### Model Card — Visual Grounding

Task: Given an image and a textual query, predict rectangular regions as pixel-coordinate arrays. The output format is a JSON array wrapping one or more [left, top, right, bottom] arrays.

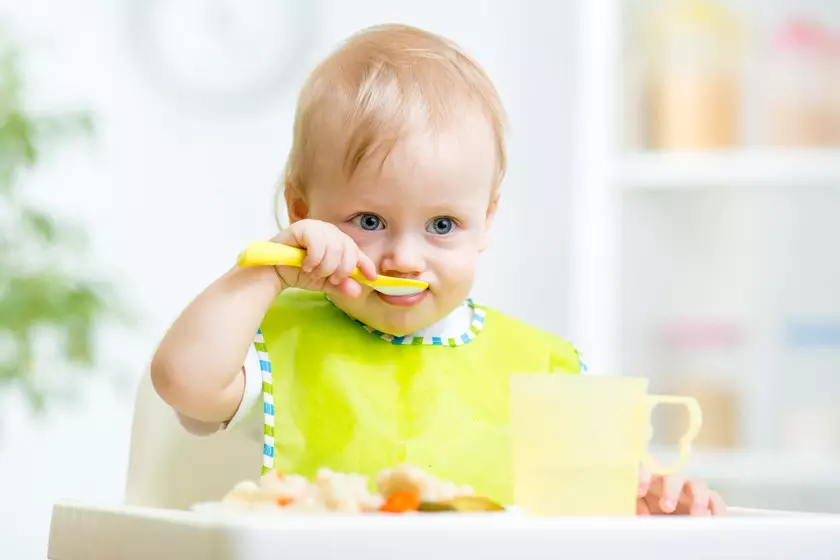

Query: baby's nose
[[380, 239, 425, 277]]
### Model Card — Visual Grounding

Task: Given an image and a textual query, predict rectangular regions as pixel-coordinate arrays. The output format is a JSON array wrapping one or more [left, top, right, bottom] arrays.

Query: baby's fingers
[[357, 250, 378, 282], [636, 498, 653, 516], [709, 491, 727, 516], [326, 239, 368, 299], [299, 231, 327, 274], [659, 474, 687, 514], [309, 241, 343, 280], [334, 277, 363, 298], [638, 464, 653, 497], [684, 479, 710, 516], [329, 239, 362, 286]]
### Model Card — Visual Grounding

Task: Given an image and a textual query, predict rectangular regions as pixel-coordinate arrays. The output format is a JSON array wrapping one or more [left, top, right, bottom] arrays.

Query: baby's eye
[[427, 217, 456, 235], [352, 213, 384, 231]]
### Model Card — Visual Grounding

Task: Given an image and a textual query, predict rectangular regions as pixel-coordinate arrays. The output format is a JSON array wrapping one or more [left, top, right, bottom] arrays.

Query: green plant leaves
[[0, 35, 126, 418]]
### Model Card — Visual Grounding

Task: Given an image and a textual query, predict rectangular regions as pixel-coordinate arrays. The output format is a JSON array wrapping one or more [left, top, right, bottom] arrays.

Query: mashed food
[[217, 464, 475, 514]]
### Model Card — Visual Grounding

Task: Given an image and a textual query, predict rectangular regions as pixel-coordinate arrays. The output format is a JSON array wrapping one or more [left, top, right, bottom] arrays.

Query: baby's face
[[299, 112, 499, 335]]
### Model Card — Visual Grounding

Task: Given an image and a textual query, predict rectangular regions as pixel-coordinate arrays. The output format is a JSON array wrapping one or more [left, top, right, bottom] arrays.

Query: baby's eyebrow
[[421, 200, 484, 213]]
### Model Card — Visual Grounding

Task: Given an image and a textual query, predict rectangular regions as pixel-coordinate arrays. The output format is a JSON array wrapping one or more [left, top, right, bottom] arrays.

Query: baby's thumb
[[330, 277, 364, 299]]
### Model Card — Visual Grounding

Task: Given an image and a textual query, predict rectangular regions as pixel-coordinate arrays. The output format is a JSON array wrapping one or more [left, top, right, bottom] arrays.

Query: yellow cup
[[509, 374, 702, 516]]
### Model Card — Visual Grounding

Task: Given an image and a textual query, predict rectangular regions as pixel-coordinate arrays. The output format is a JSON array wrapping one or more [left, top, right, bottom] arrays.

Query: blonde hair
[[278, 23, 507, 224]]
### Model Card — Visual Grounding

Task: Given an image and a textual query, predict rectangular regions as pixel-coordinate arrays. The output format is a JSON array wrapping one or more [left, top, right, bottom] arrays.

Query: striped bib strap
[[255, 329, 275, 474]]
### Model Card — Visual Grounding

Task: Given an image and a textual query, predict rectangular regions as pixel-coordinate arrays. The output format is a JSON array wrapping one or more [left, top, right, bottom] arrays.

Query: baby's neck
[[399, 301, 474, 339]]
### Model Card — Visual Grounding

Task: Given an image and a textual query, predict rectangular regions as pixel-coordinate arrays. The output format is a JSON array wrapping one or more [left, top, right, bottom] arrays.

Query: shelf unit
[[681, 449, 840, 488], [619, 149, 840, 190], [570, 0, 840, 496]]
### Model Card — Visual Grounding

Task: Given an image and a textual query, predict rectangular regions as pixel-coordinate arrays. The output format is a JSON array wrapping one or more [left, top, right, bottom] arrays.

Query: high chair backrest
[[124, 371, 261, 510]]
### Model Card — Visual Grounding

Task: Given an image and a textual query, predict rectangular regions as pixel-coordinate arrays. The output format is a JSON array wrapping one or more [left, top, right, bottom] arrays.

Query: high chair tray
[[48, 501, 840, 560]]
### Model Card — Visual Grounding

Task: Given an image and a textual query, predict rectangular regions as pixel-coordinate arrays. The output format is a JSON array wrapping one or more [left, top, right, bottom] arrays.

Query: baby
[[151, 23, 724, 516]]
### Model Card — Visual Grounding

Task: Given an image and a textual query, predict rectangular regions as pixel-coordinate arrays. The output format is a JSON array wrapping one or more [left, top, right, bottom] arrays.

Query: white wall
[[0, 1, 580, 557]]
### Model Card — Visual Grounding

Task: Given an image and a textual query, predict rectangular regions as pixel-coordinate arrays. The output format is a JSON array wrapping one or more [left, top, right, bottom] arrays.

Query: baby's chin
[[358, 307, 439, 337], [333, 288, 471, 337], [333, 297, 442, 337]]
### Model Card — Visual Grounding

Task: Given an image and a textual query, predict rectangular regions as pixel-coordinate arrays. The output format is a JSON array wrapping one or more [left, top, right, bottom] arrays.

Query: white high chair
[[51, 372, 840, 560], [123, 370, 262, 510]]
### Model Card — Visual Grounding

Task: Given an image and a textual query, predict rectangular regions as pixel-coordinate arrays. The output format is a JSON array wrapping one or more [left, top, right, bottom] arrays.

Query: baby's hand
[[270, 219, 377, 298], [637, 465, 726, 516]]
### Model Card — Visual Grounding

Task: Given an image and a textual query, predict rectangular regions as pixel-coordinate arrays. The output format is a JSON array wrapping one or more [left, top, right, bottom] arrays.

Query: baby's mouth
[[375, 289, 429, 307], [371, 285, 426, 296], [365, 274, 428, 296]]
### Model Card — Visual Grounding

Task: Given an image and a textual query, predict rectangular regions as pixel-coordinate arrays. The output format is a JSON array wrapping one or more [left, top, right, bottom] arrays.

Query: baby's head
[[281, 24, 506, 335]]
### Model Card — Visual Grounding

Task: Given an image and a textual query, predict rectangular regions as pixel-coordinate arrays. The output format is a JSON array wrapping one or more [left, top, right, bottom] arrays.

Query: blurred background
[[1, 0, 840, 556]]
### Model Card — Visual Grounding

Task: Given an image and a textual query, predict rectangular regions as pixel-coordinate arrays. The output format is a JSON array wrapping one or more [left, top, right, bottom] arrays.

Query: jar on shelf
[[641, 0, 744, 150], [763, 19, 840, 147], [780, 318, 840, 453], [653, 320, 745, 449]]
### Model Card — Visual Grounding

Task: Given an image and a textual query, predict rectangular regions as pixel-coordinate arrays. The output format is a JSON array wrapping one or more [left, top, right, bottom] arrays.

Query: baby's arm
[[151, 220, 376, 430], [150, 265, 282, 426]]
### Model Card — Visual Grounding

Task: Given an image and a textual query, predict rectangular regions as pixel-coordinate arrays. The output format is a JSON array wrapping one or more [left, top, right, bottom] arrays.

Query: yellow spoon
[[236, 241, 428, 296]]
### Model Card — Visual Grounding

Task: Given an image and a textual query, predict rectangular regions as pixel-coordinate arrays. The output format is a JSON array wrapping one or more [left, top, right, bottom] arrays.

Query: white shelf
[[652, 447, 840, 488], [618, 149, 840, 190]]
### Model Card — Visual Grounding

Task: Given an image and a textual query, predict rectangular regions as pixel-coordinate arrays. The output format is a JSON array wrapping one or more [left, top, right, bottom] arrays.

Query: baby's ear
[[480, 188, 501, 252], [284, 181, 309, 223]]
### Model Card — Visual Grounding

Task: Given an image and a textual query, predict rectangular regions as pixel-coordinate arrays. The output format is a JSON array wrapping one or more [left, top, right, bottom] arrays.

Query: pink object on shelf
[[663, 321, 745, 349], [764, 18, 840, 146], [772, 18, 840, 56]]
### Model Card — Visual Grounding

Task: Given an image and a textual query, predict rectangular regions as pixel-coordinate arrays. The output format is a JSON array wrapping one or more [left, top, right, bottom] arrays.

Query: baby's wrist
[[230, 264, 285, 295]]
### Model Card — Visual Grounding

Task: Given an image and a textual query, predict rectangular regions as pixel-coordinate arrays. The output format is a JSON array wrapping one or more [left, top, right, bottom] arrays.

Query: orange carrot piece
[[379, 490, 420, 513]]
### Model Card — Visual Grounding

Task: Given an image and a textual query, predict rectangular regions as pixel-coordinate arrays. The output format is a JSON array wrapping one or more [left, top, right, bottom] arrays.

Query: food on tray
[[214, 463, 502, 514], [417, 496, 506, 512]]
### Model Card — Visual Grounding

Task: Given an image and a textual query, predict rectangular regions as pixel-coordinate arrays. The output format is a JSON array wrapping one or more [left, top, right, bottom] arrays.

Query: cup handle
[[641, 395, 702, 476]]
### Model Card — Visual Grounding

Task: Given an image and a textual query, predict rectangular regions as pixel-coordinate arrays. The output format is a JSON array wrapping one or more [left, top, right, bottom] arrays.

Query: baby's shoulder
[[480, 305, 585, 372], [480, 305, 566, 341]]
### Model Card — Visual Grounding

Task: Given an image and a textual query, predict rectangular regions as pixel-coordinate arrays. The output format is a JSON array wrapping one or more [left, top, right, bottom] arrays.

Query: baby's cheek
[[342, 231, 382, 261], [436, 254, 478, 296]]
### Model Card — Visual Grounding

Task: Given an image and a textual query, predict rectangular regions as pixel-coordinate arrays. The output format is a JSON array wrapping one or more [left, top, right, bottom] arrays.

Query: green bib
[[255, 290, 581, 504]]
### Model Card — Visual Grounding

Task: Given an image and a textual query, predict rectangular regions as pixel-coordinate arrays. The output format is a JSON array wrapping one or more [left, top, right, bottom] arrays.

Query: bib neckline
[[327, 296, 486, 347]]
